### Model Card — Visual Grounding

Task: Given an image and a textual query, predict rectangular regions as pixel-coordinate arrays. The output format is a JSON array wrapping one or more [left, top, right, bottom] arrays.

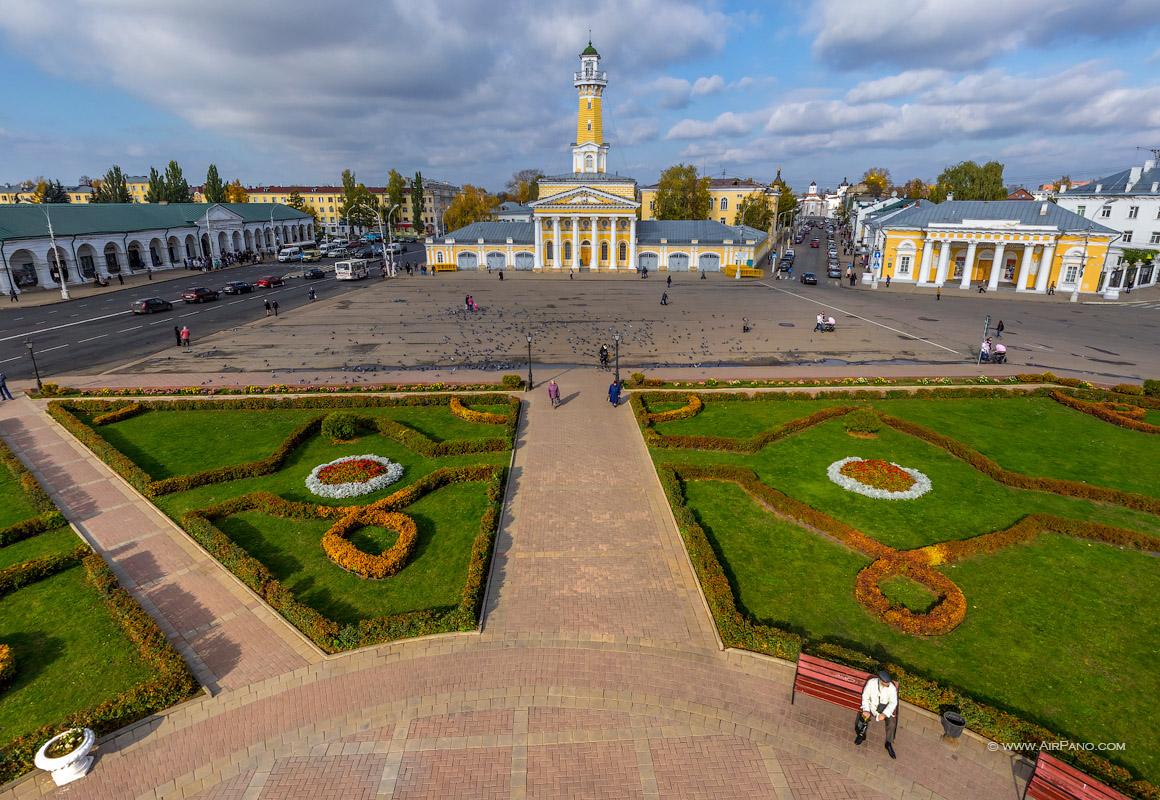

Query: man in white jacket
[[856, 670, 898, 759]]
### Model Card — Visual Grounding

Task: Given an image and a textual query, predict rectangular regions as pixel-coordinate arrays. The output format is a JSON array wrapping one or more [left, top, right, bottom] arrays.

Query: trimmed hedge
[[1113, 384, 1145, 396], [0, 544, 90, 598], [0, 435, 68, 547], [844, 408, 882, 434], [645, 394, 703, 425], [180, 464, 508, 652], [1051, 391, 1160, 434], [322, 510, 418, 579], [321, 411, 361, 442], [92, 403, 144, 426], [0, 552, 198, 783], [449, 397, 508, 425], [0, 644, 12, 693], [1145, 379, 1160, 397]]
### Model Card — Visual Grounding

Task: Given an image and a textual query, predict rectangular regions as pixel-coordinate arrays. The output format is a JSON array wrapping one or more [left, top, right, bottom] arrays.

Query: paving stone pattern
[[0, 374, 1030, 799]]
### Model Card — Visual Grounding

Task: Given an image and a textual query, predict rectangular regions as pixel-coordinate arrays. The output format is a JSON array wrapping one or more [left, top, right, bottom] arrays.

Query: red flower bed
[[316, 458, 388, 485], [839, 459, 916, 493]]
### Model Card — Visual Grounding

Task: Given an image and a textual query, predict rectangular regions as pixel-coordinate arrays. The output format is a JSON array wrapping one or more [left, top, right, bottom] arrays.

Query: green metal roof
[[581, 40, 599, 56], [0, 203, 310, 242]]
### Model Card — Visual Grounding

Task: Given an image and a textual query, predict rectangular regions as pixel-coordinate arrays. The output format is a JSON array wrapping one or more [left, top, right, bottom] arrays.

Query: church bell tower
[[572, 40, 610, 174]]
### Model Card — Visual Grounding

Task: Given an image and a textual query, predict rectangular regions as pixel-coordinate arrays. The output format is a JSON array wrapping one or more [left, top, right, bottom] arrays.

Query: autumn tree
[[734, 194, 774, 230], [929, 160, 1006, 203], [411, 172, 425, 232], [90, 165, 132, 203], [204, 164, 227, 203], [443, 185, 498, 231], [862, 167, 891, 198], [900, 178, 929, 200], [506, 169, 544, 205], [653, 164, 711, 220], [338, 169, 377, 232], [224, 179, 249, 203]]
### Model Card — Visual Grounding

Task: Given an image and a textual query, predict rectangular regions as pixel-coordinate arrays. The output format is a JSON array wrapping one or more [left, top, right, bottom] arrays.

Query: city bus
[[334, 259, 371, 280]]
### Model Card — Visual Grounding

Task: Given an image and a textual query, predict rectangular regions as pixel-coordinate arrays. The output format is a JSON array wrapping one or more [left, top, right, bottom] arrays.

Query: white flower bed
[[306, 454, 403, 499], [826, 457, 931, 500]]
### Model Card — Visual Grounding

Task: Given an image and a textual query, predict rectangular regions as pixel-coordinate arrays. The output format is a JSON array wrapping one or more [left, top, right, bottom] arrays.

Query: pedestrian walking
[[8, 288, 17, 302], [569, 269, 574, 280], [264, 299, 272, 317], [996, 320, 1004, 338], [608, 380, 621, 407], [854, 671, 899, 760], [0, 372, 13, 401], [174, 326, 182, 347], [885, 274, 890, 288], [272, 300, 279, 317], [547, 379, 561, 408], [180, 326, 191, 352], [308, 287, 316, 301], [117, 273, 124, 285], [660, 291, 668, 306], [936, 287, 941, 301], [814, 313, 825, 332], [147, 268, 153, 280], [1048, 281, 1055, 296], [498, 271, 504, 281], [667, 274, 672, 288]]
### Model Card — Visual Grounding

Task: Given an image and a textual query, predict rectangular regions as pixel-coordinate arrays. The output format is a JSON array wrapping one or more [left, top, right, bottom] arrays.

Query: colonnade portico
[[899, 233, 1081, 293], [531, 210, 636, 271]]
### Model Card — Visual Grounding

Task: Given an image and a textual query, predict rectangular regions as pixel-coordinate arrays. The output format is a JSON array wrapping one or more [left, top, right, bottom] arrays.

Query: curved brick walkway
[[0, 371, 1030, 799]]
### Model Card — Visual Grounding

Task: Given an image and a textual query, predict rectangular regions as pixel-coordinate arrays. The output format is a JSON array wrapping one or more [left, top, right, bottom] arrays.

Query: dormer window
[[585, 64, 592, 77]]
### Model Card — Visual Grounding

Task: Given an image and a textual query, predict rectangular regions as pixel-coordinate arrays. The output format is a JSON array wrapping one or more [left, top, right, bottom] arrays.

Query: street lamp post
[[525, 332, 533, 391], [1070, 225, 1092, 304], [386, 203, 400, 277], [613, 332, 620, 387], [25, 340, 42, 391], [27, 203, 70, 300]]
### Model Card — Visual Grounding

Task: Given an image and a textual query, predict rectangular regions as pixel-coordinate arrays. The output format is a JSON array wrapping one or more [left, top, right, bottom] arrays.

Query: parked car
[[827, 267, 842, 279], [800, 272, 818, 285], [385, 242, 406, 254], [130, 297, 173, 314], [303, 268, 325, 280], [181, 287, 219, 303], [301, 249, 321, 262], [255, 275, 285, 288], [221, 281, 253, 294]]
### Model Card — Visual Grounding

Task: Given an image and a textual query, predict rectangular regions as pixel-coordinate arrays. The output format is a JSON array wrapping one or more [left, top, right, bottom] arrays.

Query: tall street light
[[24, 202, 70, 300], [386, 203, 400, 277], [612, 332, 620, 387], [25, 340, 42, 391], [525, 332, 533, 391]]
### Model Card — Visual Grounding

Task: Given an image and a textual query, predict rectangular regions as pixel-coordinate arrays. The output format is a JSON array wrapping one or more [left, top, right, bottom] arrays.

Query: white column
[[1015, 244, 1035, 292], [590, 215, 599, 269], [916, 239, 935, 285], [533, 218, 542, 270], [477, 243, 485, 270], [610, 225, 618, 269], [934, 241, 951, 286], [629, 217, 637, 270], [571, 216, 579, 270], [959, 241, 978, 289], [1035, 241, 1057, 292], [552, 216, 560, 269], [987, 241, 1006, 290]]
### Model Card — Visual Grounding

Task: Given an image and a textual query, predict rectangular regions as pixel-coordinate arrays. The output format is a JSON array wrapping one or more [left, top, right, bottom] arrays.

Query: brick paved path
[[0, 376, 1029, 799]]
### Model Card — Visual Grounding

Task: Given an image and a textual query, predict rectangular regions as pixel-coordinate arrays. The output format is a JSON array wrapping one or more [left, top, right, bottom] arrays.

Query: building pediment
[[530, 185, 639, 211]]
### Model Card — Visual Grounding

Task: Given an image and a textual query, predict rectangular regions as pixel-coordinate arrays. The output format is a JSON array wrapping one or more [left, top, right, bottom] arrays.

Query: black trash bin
[[941, 711, 967, 741]]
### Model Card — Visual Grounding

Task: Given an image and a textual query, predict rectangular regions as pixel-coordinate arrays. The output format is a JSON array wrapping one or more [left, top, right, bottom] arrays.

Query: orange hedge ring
[[646, 394, 704, 425], [92, 403, 145, 426], [449, 398, 507, 425], [321, 509, 418, 580], [854, 558, 967, 636], [0, 644, 13, 691], [1050, 390, 1160, 434]]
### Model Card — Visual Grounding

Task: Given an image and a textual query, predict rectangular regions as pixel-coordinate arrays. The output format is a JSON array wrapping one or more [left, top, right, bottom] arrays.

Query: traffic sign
[[871, 250, 882, 269]]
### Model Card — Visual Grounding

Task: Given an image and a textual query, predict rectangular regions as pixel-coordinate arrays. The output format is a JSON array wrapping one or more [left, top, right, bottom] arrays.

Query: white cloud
[[845, 70, 947, 103], [811, 0, 1160, 70], [647, 76, 693, 109], [691, 75, 726, 97], [666, 110, 764, 140]]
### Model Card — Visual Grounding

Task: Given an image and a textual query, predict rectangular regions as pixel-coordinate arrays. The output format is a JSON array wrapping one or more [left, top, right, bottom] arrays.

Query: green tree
[[734, 193, 774, 230], [862, 167, 891, 198], [411, 172, 425, 233], [45, 180, 70, 203], [1120, 248, 1158, 271], [653, 164, 711, 220], [338, 170, 377, 232], [443, 185, 497, 231], [162, 160, 191, 202], [203, 164, 226, 203], [91, 165, 132, 203], [386, 169, 406, 227], [286, 190, 319, 228], [929, 160, 1006, 203], [505, 168, 543, 205], [144, 167, 165, 203]]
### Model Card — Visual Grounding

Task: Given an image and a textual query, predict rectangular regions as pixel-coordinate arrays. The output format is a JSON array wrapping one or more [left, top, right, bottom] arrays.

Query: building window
[[1123, 230, 1133, 242], [600, 242, 609, 261], [1100, 206, 1111, 218], [546, 241, 553, 262], [587, 121, 591, 131], [720, 198, 728, 210], [1077, 205, 1086, 216], [619, 241, 627, 261], [563, 241, 572, 261], [898, 255, 911, 275], [1150, 232, 1160, 244], [1129, 206, 1139, 219], [587, 99, 592, 109], [1065, 262, 1079, 283], [649, 201, 654, 211], [720, 217, 726, 224]]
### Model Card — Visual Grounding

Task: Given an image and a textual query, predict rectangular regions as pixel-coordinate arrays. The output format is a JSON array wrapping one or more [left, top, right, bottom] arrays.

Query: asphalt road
[[0, 245, 427, 381]]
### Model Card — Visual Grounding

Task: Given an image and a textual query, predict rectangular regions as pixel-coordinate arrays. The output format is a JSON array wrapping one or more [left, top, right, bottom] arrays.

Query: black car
[[130, 297, 173, 314], [800, 272, 818, 285], [222, 281, 253, 294], [303, 268, 325, 279]]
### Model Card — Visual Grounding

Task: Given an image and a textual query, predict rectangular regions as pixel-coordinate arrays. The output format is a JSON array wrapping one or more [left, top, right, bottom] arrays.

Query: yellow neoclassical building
[[865, 200, 1116, 294], [426, 42, 769, 273]]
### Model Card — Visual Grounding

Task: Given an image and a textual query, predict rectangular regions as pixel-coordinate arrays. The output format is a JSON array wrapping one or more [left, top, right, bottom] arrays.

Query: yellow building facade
[[866, 201, 1115, 294], [640, 178, 774, 226], [425, 43, 769, 273]]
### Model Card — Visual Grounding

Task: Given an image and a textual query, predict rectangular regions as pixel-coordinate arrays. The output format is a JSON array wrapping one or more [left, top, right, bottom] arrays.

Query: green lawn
[[0, 565, 157, 742], [0, 468, 39, 531], [686, 479, 1160, 782], [216, 481, 488, 625], [0, 527, 79, 571]]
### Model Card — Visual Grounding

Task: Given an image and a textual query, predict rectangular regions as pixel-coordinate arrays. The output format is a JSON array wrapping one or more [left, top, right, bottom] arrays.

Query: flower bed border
[[39, 380, 511, 398], [829, 457, 930, 499], [306, 455, 403, 499], [179, 464, 508, 652], [1051, 390, 1160, 434], [322, 510, 418, 579]]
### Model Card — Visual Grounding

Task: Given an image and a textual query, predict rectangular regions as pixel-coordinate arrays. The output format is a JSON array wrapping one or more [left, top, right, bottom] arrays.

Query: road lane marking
[[179, 311, 200, 317], [116, 326, 142, 333], [0, 355, 23, 364], [0, 309, 132, 343], [755, 281, 962, 355], [77, 334, 108, 343], [39, 344, 68, 353]]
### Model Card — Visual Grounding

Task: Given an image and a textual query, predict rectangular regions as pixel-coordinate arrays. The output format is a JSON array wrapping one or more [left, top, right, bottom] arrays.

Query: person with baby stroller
[[824, 316, 836, 333], [992, 342, 1007, 364]]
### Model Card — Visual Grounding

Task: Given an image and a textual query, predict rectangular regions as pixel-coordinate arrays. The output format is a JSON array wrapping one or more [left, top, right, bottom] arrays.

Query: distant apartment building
[[639, 178, 776, 226]]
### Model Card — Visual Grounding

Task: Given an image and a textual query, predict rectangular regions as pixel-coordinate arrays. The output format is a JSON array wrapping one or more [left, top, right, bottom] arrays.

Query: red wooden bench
[[1024, 753, 1130, 800], [791, 654, 875, 710]]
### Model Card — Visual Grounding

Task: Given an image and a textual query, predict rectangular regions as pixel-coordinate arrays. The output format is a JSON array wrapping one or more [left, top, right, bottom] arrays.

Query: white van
[[334, 259, 371, 280], [277, 246, 303, 263]]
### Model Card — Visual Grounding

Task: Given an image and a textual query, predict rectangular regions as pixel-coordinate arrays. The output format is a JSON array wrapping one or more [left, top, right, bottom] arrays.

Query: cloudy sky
[[1, 0, 1158, 194]]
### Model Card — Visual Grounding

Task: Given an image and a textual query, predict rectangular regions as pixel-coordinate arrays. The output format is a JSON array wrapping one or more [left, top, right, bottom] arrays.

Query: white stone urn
[[33, 728, 95, 786]]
